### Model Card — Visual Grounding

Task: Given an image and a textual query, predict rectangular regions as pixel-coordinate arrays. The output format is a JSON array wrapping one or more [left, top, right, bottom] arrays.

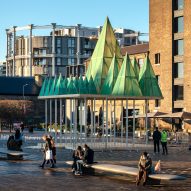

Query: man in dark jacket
[[153, 127, 161, 154]]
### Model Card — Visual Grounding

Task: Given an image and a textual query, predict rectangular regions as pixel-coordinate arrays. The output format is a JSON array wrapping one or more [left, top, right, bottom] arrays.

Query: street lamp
[[23, 84, 29, 114]]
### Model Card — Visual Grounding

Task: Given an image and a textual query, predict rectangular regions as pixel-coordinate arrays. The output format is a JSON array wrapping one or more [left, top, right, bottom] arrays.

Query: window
[[68, 38, 75, 47], [68, 48, 75, 55], [156, 75, 160, 85], [155, 99, 161, 107], [138, 58, 144, 68], [174, 0, 184, 10], [56, 58, 61, 65], [174, 17, 184, 33], [57, 38, 61, 47], [155, 53, 160, 64], [68, 58, 75, 65], [57, 48, 61, 54], [174, 62, 184, 78], [174, 85, 183, 100], [174, 40, 184, 55]]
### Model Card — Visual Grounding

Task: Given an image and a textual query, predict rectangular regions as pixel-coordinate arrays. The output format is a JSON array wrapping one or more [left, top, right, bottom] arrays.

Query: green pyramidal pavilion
[[112, 53, 142, 96], [86, 17, 123, 93], [39, 17, 162, 100], [139, 56, 162, 97]]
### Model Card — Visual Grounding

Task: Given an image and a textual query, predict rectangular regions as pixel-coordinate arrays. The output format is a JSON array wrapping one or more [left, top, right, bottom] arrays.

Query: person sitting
[[72, 146, 84, 173], [136, 151, 152, 186], [75, 144, 94, 175]]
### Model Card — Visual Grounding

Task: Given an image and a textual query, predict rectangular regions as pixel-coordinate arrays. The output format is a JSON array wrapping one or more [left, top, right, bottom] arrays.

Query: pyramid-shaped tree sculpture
[[88, 76, 97, 94], [139, 56, 162, 97], [112, 53, 142, 96], [78, 75, 88, 94], [54, 74, 68, 95], [49, 76, 57, 95], [44, 77, 53, 96], [67, 77, 78, 94], [101, 54, 120, 95], [39, 77, 48, 96], [131, 57, 140, 80], [86, 17, 123, 93]]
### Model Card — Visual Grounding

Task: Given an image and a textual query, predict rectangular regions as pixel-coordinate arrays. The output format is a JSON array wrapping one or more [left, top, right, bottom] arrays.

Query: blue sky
[[0, 0, 149, 60]]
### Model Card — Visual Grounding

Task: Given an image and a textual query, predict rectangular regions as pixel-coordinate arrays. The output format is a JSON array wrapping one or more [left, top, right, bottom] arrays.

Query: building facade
[[149, 0, 191, 129], [6, 24, 146, 77]]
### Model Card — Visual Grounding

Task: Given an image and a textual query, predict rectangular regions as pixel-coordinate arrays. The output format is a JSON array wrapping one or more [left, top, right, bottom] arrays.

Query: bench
[[0, 148, 27, 160], [66, 161, 185, 185]]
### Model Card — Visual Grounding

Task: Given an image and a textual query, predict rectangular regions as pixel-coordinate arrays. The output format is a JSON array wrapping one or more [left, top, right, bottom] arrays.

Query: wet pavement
[[0, 131, 191, 191]]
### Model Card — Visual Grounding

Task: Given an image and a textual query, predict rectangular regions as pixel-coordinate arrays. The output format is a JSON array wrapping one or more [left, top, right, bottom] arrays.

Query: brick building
[[149, 0, 191, 130]]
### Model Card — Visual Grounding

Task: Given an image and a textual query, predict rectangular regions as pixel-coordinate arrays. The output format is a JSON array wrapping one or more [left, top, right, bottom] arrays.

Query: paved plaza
[[0, 131, 191, 191]]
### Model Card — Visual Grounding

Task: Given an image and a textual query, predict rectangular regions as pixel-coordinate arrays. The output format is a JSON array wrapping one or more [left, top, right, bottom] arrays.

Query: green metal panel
[[112, 53, 142, 96], [73, 76, 79, 92], [88, 76, 97, 94], [54, 74, 68, 95], [86, 17, 123, 93], [101, 54, 119, 95], [44, 77, 53, 96], [49, 76, 57, 95], [131, 57, 140, 80], [78, 75, 88, 94], [67, 77, 78, 94], [139, 56, 162, 97], [39, 77, 47, 96]]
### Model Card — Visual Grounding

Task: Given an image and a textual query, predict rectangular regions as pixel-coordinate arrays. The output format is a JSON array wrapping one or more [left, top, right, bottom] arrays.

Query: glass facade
[[175, 0, 184, 10], [174, 39, 184, 55], [174, 17, 184, 33], [174, 62, 184, 78], [174, 85, 183, 100]]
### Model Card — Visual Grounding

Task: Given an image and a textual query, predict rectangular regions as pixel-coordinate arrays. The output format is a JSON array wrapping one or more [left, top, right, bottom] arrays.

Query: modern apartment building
[[6, 24, 146, 77], [149, 0, 191, 128]]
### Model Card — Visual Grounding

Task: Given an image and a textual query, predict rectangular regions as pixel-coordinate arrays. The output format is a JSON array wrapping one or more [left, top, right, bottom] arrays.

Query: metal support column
[[91, 99, 93, 146], [51, 23, 56, 76], [93, 98, 96, 146], [114, 99, 116, 146], [45, 99, 48, 134], [70, 99, 72, 146], [74, 99, 77, 148], [106, 98, 108, 149], [55, 99, 57, 143], [102, 100, 104, 145], [133, 100, 135, 146], [80, 100, 83, 144], [145, 100, 148, 145], [84, 98, 87, 143], [29, 24, 33, 77], [59, 99, 62, 144], [126, 99, 128, 146], [50, 99, 52, 134], [121, 100, 123, 144], [65, 99, 67, 144]]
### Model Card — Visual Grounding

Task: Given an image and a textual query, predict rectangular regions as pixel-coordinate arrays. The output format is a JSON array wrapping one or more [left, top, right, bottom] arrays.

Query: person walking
[[153, 127, 161, 154], [136, 152, 152, 186], [39, 135, 55, 169], [161, 129, 168, 155]]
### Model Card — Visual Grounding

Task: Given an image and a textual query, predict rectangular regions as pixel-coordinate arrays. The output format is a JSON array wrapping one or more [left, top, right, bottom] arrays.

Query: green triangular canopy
[[112, 53, 142, 96], [54, 74, 68, 95], [131, 57, 140, 80], [139, 56, 162, 97], [78, 76, 88, 94], [39, 77, 47, 96], [86, 17, 123, 92], [49, 76, 57, 95], [88, 76, 97, 94], [44, 77, 53, 96], [67, 77, 78, 94], [101, 54, 119, 95]]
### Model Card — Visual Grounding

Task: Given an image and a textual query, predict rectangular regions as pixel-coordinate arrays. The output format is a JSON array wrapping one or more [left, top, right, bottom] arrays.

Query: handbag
[[46, 150, 53, 160]]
